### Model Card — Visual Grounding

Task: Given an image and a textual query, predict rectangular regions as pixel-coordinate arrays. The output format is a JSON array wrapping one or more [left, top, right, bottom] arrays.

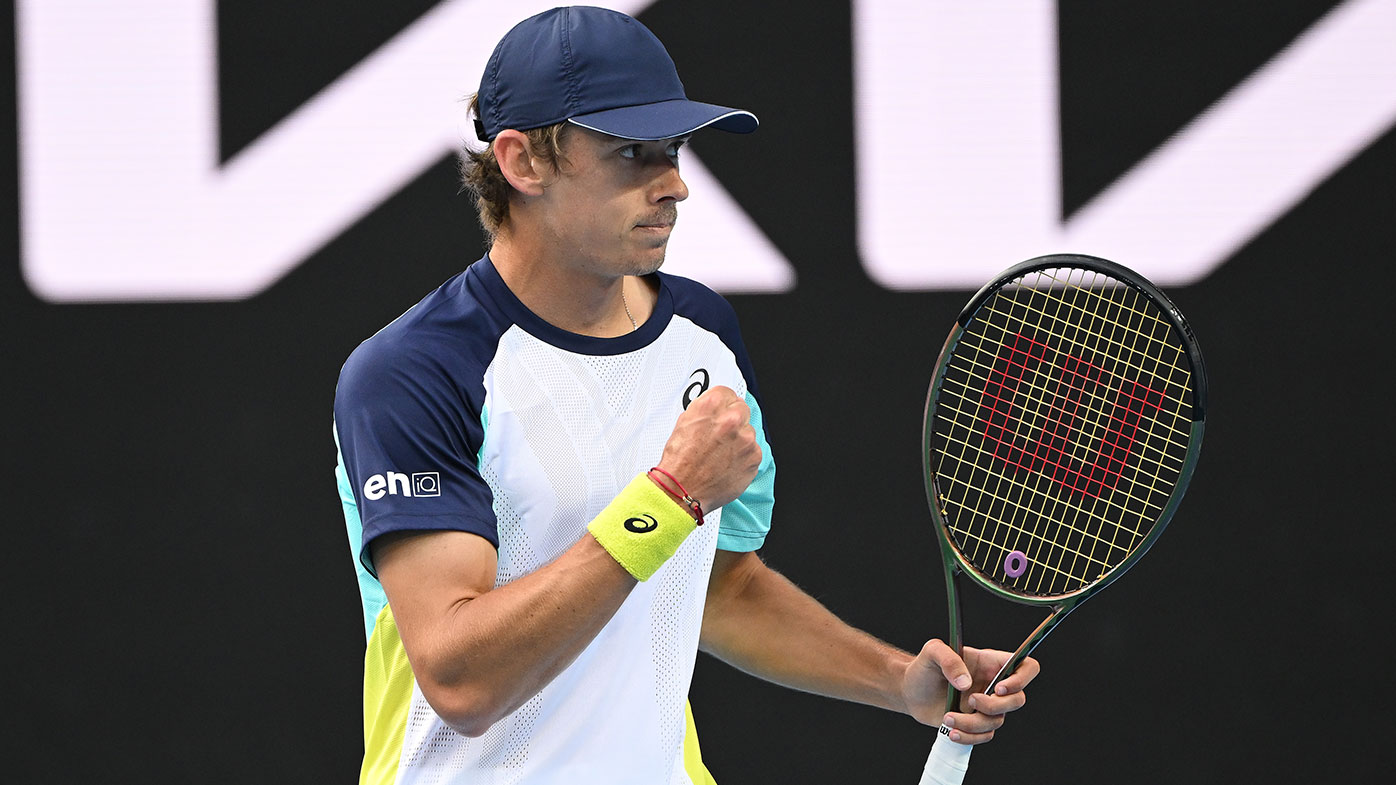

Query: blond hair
[[460, 94, 572, 241]]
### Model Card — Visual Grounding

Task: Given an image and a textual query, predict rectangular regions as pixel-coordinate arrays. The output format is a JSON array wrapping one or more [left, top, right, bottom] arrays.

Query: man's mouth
[[636, 209, 678, 230]]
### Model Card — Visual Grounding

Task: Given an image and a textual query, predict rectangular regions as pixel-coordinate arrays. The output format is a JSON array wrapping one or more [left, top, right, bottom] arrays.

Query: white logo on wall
[[15, 0, 1396, 301], [853, 0, 1396, 288], [364, 472, 441, 501], [16, 0, 792, 301]]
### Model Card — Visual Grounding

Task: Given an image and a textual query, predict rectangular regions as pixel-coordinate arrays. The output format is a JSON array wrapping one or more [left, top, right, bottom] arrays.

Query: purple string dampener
[[1003, 550, 1028, 578]]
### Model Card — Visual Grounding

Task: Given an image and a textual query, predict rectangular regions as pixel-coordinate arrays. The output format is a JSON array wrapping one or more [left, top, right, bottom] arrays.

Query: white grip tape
[[917, 728, 972, 785]]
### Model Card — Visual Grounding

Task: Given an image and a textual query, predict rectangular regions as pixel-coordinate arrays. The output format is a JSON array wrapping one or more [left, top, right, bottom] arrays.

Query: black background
[[3, 1, 1391, 782]]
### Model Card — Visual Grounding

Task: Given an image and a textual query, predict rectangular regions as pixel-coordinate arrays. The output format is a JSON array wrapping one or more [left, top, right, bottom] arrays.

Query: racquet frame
[[922, 254, 1208, 713]]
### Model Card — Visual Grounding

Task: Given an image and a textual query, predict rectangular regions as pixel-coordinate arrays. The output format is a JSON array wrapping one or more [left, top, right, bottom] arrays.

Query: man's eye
[[619, 145, 640, 160], [667, 143, 683, 159]]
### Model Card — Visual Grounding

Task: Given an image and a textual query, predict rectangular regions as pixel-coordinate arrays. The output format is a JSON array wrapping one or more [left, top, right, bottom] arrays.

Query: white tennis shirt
[[334, 256, 776, 784]]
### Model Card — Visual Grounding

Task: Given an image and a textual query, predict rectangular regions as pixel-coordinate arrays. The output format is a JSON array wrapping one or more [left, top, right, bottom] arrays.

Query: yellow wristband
[[588, 473, 698, 581]]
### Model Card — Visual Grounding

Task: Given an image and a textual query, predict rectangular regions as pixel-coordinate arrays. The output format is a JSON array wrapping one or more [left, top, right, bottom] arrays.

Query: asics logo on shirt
[[363, 471, 440, 501], [682, 369, 710, 410]]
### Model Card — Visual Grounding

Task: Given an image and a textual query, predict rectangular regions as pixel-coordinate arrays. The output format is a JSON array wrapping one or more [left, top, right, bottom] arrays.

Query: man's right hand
[[655, 385, 761, 512]]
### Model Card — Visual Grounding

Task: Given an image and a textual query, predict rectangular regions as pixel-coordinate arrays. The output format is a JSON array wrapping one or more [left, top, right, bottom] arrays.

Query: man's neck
[[489, 233, 652, 338]]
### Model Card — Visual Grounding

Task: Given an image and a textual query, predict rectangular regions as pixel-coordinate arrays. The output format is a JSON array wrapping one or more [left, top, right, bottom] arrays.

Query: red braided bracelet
[[647, 467, 704, 525]]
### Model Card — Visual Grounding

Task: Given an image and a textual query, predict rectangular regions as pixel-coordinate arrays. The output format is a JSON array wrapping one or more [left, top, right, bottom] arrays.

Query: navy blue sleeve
[[333, 331, 497, 576]]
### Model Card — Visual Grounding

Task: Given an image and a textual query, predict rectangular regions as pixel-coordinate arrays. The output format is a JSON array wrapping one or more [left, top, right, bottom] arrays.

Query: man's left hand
[[900, 639, 1040, 745]]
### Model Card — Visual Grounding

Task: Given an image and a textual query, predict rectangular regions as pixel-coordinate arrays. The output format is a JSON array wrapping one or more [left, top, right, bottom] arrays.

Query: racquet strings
[[929, 267, 1196, 597]]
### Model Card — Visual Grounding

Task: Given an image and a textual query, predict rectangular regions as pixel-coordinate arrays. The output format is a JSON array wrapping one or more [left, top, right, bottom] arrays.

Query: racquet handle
[[917, 730, 972, 785]]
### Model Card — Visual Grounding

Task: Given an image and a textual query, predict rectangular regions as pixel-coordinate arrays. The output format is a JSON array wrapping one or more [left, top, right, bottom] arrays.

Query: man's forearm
[[700, 551, 918, 715], [377, 531, 636, 736]]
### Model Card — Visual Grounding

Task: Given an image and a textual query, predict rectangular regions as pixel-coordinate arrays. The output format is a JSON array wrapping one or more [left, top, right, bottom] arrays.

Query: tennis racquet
[[916, 254, 1207, 784]]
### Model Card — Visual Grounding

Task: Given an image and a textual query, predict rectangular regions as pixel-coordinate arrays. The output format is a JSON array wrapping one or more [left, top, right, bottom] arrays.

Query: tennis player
[[332, 7, 1038, 783]]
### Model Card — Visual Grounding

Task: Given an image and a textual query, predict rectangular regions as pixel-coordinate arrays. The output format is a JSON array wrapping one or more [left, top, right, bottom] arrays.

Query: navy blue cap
[[474, 6, 758, 142]]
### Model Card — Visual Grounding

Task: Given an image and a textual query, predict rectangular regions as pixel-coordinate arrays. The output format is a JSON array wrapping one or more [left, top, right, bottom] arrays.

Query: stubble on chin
[[624, 249, 667, 277], [626, 211, 677, 276]]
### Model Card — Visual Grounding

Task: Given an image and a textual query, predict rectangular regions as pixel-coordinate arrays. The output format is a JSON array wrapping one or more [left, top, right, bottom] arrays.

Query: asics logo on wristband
[[624, 515, 659, 534], [363, 471, 440, 501]]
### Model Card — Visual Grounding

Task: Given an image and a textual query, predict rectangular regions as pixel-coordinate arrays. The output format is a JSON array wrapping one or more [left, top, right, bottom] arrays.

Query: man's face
[[533, 127, 691, 277]]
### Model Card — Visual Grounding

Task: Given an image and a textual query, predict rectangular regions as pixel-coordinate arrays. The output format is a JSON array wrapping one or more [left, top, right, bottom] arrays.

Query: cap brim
[[568, 99, 758, 141]]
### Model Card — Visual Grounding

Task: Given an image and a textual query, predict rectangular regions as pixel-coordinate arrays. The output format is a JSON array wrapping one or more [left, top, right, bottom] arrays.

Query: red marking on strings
[[979, 333, 1165, 498]]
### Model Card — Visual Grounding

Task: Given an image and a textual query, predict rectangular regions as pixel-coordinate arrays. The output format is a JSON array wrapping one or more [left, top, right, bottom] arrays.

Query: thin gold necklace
[[621, 287, 638, 332]]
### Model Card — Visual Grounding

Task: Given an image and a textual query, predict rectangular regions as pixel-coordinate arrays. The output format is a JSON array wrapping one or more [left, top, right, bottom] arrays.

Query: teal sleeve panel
[[334, 421, 389, 641], [716, 391, 775, 552]]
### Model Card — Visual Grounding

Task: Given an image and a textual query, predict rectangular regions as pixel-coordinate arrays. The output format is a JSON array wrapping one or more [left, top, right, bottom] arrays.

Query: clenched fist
[[655, 386, 761, 513]]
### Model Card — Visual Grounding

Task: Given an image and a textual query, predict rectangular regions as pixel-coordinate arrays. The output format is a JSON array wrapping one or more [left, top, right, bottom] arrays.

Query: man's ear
[[493, 130, 549, 197]]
